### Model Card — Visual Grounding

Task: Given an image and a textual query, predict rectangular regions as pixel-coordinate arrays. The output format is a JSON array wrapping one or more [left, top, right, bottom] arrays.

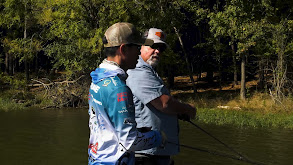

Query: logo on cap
[[155, 32, 165, 39]]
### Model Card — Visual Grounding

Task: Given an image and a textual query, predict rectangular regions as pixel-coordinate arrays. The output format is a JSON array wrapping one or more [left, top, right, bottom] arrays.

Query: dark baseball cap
[[104, 22, 153, 47]]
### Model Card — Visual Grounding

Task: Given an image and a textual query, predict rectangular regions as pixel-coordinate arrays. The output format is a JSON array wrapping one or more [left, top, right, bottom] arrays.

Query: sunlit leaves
[[2, 37, 41, 63], [0, 0, 23, 28], [0, 0, 292, 81]]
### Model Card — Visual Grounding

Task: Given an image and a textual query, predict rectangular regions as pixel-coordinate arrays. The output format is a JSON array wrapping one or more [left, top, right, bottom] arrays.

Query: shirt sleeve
[[127, 68, 165, 105]]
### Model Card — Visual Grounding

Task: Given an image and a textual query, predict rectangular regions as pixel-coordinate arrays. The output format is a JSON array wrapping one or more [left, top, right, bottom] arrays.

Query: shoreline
[[1, 75, 293, 129], [1, 95, 293, 129]]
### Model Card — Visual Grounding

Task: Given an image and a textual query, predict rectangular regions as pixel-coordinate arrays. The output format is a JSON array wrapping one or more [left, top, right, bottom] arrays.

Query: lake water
[[0, 108, 293, 165]]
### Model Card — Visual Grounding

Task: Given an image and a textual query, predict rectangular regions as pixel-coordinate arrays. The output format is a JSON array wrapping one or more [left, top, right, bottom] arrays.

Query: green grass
[[196, 108, 293, 129], [0, 89, 43, 111], [0, 97, 25, 111], [171, 89, 293, 129]]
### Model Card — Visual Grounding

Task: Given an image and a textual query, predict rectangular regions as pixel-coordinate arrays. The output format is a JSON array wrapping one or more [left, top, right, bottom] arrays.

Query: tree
[[0, 0, 43, 82], [208, 0, 266, 99], [267, 20, 293, 102]]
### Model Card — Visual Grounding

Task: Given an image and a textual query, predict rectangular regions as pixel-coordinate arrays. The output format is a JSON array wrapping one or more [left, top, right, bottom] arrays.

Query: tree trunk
[[258, 58, 264, 90], [24, 1, 29, 83], [197, 71, 202, 81], [274, 47, 285, 100], [218, 53, 222, 90], [231, 43, 238, 87], [174, 27, 197, 93], [35, 53, 39, 77], [167, 65, 174, 89], [25, 59, 29, 81], [5, 53, 14, 75], [8, 54, 13, 76], [5, 53, 8, 74], [206, 69, 213, 83], [240, 53, 246, 100], [271, 22, 286, 101]]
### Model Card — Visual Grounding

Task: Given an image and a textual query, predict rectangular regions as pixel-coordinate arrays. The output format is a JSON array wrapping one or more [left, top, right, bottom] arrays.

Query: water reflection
[[0, 109, 293, 165]]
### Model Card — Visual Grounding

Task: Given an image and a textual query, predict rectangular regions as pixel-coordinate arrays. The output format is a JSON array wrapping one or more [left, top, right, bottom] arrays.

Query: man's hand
[[183, 104, 197, 120], [178, 114, 190, 121], [150, 94, 197, 119]]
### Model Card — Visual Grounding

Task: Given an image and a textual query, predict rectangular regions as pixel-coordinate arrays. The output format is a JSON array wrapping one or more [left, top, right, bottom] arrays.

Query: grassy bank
[[0, 89, 45, 111], [171, 83, 293, 129], [0, 97, 25, 111], [195, 108, 293, 129]]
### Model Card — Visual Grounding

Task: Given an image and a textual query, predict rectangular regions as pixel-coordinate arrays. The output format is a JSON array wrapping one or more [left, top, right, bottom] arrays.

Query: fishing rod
[[167, 141, 264, 165], [176, 116, 266, 165], [188, 120, 246, 160]]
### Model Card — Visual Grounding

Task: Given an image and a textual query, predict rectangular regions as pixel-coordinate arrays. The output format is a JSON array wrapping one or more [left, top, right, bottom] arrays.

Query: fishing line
[[167, 141, 263, 165], [176, 117, 266, 165], [167, 141, 265, 165], [188, 120, 246, 160]]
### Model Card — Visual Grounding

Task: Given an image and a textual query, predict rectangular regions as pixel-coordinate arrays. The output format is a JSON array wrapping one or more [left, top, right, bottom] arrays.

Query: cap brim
[[152, 39, 168, 47], [143, 39, 154, 46]]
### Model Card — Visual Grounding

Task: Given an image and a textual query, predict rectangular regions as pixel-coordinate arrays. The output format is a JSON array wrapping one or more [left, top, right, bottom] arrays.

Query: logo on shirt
[[93, 97, 102, 105], [110, 77, 117, 86], [103, 80, 111, 87], [89, 142, 99, 154], [90, 83, 100, 93], [117, 92, 128, 102], [118, 106, 128, 113]]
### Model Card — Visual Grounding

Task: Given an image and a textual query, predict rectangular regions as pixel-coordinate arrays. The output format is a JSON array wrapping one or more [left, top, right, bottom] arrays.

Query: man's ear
[[119, 44, 127, 56]]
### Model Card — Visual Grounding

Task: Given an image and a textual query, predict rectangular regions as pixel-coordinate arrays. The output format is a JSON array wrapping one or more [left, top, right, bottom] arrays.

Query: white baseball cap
[[144, 28, 167, 46]]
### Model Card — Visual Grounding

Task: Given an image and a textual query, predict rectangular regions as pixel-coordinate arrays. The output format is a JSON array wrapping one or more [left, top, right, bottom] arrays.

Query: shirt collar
[[99, 59, 127, 79], [137, 55, 153, 69]]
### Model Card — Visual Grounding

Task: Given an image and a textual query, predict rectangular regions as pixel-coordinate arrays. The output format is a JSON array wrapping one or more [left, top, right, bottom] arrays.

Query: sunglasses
[[126, 44, 141, 50], [150, 43, 167, 52]]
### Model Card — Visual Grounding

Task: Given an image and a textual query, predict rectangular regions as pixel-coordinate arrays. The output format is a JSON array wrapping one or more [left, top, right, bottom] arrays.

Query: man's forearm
[[150, 94, 196, 117]]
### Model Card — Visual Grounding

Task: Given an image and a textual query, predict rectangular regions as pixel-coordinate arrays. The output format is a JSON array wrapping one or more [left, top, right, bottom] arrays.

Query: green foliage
[[0, 0, 293, 109], [0, 88, 42, 111], [40, 0, 140, 72], [0, 73, 26, 89], [208, 1, 262, 54], [0, 0, 23, 28], [0, 97, 25, 111], [2, 38, 41, 63]]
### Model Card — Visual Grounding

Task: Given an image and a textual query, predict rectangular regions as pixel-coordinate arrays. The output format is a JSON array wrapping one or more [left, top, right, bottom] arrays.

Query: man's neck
[[106, 56, 128, 71], [104, 58, 120, 68]]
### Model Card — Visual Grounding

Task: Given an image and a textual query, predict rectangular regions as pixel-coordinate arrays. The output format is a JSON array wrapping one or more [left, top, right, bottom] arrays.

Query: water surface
[[0, 109, 292, 165], [174, 121, 293, 165], [0, 108, 89, 165]]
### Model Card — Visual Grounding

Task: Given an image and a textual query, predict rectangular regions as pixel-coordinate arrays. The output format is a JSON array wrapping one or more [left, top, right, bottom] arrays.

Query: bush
[[0, 97, 25, 111], [0, 73, 26, 90]]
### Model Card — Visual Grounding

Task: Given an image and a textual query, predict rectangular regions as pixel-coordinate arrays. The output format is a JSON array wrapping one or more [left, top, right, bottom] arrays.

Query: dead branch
[[30, 75, 85, 88]]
